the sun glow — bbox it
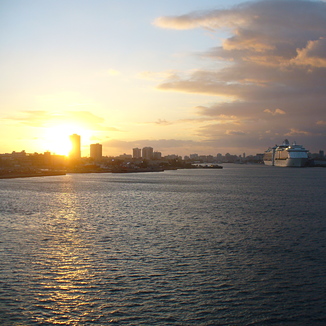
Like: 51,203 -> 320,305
43,123 -> 92,156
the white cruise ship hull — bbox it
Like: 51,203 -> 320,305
263,160 -> 274,166
273,158 -> 308,167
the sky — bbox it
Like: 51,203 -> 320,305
1,0 -> 325,157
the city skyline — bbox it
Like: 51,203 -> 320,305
2,134 -> 323,162
1,0 -> 325,157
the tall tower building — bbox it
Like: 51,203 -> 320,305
133,148 -> 141,159
69,134 -> 81,160
142,147 -> 153,160
90,143 -> 102,161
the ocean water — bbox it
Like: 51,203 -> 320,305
0,165 -> 325,325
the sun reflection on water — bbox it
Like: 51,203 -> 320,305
30,192 -> 103,325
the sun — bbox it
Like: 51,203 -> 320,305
43,123 -> 91,156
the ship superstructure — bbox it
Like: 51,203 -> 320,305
264,139 -> 309,167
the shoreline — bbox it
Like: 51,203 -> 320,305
2,162 -> 324,179
0,171 -> 66,179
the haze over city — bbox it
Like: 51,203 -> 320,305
1,0 -> 325,157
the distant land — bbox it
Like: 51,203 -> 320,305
1,146 -> 325,179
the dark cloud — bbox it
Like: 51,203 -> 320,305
156,0 -> 326,152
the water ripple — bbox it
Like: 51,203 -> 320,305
0,167 -> 326,325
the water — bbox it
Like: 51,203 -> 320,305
0,165 -> 325,325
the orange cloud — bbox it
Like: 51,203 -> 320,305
291,38 -> 326,68
264,108 -> 286,115
285,128 -> 312,136
226,130 -> 247,136
316,120 -> 326,125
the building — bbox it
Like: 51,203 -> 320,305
199,155 -> 207,162
207,155 -> 214,163
133,148 -> 142,159
153,151 -> 162,160
118,153 -> 132,159
69,134 -> 81,160
164,154 -> 180,160
319,150 -> 325,159
90,143 -> 102,161
190,154 -> 199,160
142,147 -> 153,160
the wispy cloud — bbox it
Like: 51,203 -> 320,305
6,110 -> 119,132
285,128 -> 312,136
154,8 -> 245,31
226,130 -> 247,136
154,119 -> 172,126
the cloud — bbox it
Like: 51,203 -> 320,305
285,128 -> 312,136
154,119 -> 172,126
154,7 -> 249,31
291,37 -> 326,67
155,0 -> 326,152
264,108 -> 286,116
6,111 -> 52,127
6,110 -> 119,132
226,130 -> 247,136
316,120 -> 326,125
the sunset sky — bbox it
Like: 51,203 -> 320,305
1,0 -> 325,157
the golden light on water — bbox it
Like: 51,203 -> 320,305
32,193 -> 96,325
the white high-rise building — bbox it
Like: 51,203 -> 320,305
90,143 -> 102,161
133,148 -> 142,159
142,147 -> 153,160
153,151 -> 162,160
69,134 -> 81,160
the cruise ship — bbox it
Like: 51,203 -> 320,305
264,139 -> 309,167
